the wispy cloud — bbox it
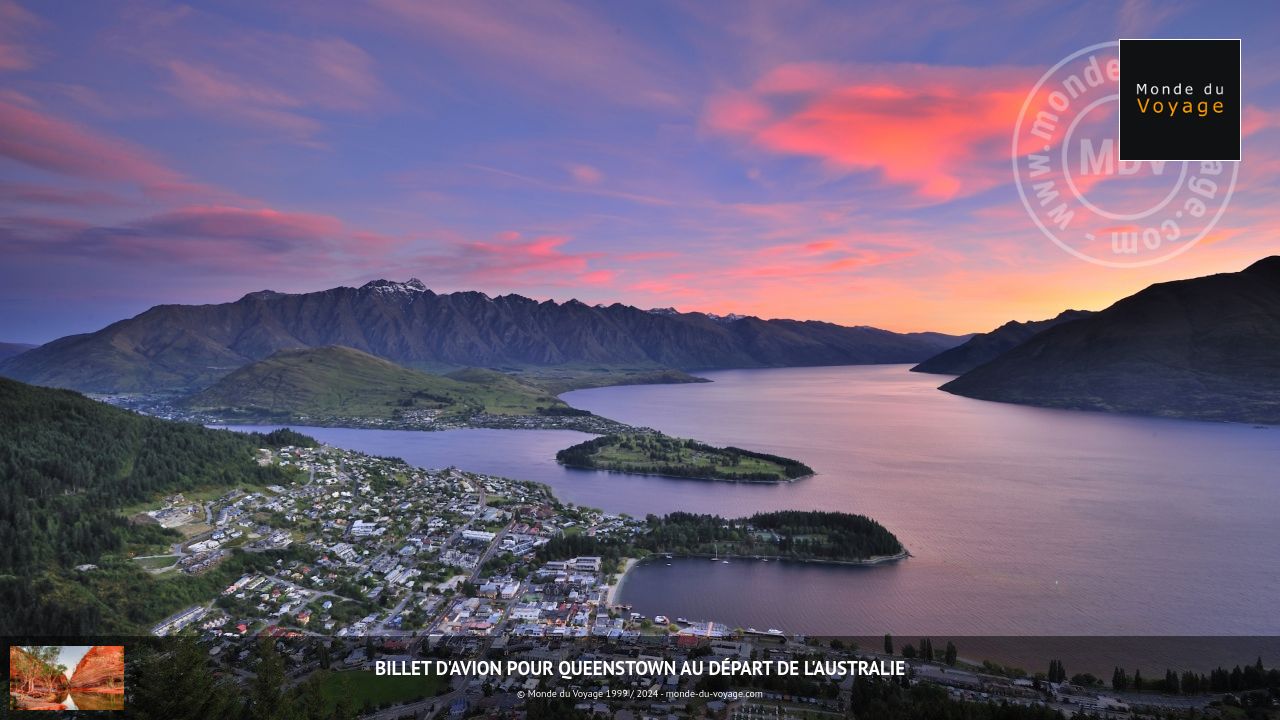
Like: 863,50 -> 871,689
0,98 -> 208,198
0,0 -> 41,71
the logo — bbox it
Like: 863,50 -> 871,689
1013,42 -> 1238,267
1119,39 -> 1241,161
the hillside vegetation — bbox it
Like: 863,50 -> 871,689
0,377 -> 312,634
539,510 -> 905,563
184,346 -> 571,421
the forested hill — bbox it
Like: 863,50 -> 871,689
539,510 -> 905,564
647,511 -> 905,561
0,377 -> 311,633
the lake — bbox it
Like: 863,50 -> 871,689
229,364 -> 1280,637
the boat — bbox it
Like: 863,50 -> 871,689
767,628 -> 783,635
721,559 -> 730,564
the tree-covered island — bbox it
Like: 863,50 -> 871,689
555,432 -> 815,482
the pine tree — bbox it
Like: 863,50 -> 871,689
129,638 -> 241,720
1111,667 -> 1128,691
944,641 -> 957,667
919,638 -> 933,661
248,641 -> 290,720
883,634 -> 894,655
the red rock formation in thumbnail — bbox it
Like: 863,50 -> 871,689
69,645 -> 125,693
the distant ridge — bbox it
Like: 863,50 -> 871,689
911,310 -> 1093,375
941,257 -> 1280,424
0,342 -> 35,361
0,280 -> 968,393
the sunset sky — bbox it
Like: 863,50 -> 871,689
2,0 -> 1279,344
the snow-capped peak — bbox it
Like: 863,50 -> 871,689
361,278 -> 429,294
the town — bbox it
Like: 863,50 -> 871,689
129,444 -> 1275,719
141,443 -> 647,644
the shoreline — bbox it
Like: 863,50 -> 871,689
558,462 -> 813,485
604,557 -> 640,606
604,550 -> 909,620
202,413 -> 640,435
634,549 -> 910,569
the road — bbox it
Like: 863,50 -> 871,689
468,521 -> 513,583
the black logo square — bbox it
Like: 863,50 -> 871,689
1119,39 -> 1240,161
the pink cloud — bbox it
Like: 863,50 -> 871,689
3,204 -> 399,274
0,182 -> 126,208
1243,104 -> 1276,138
409,232 -> 608,288
0,99 -> 207,197
706,62 -> 1037,201
728,236 -> 917,279
578,269 -> 619,285
567,164 -> 604,185
0,0 -> 40,71
137,206 -> 345,242
704,92 -> 770,133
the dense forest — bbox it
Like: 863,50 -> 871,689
641,511 -> 904,560
556,433 -> 814,482
0,377 -> 313,634
538,510 -> 904,563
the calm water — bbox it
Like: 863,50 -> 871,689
229,364 -> 1280,636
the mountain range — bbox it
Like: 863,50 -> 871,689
0,279 -> 968,393
910,310 -> 1093,375
940,257 -> 1280,424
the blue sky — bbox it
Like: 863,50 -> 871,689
2,0 -> 1278,344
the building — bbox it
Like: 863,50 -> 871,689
351,520 -> 380,537
461,529 -> 496,543
152,605 -> 208,636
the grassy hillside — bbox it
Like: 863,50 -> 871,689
0,377 -> 312,634
556,432 -> 814,482
185,346 -> 571,421
507,365 -> 710,394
